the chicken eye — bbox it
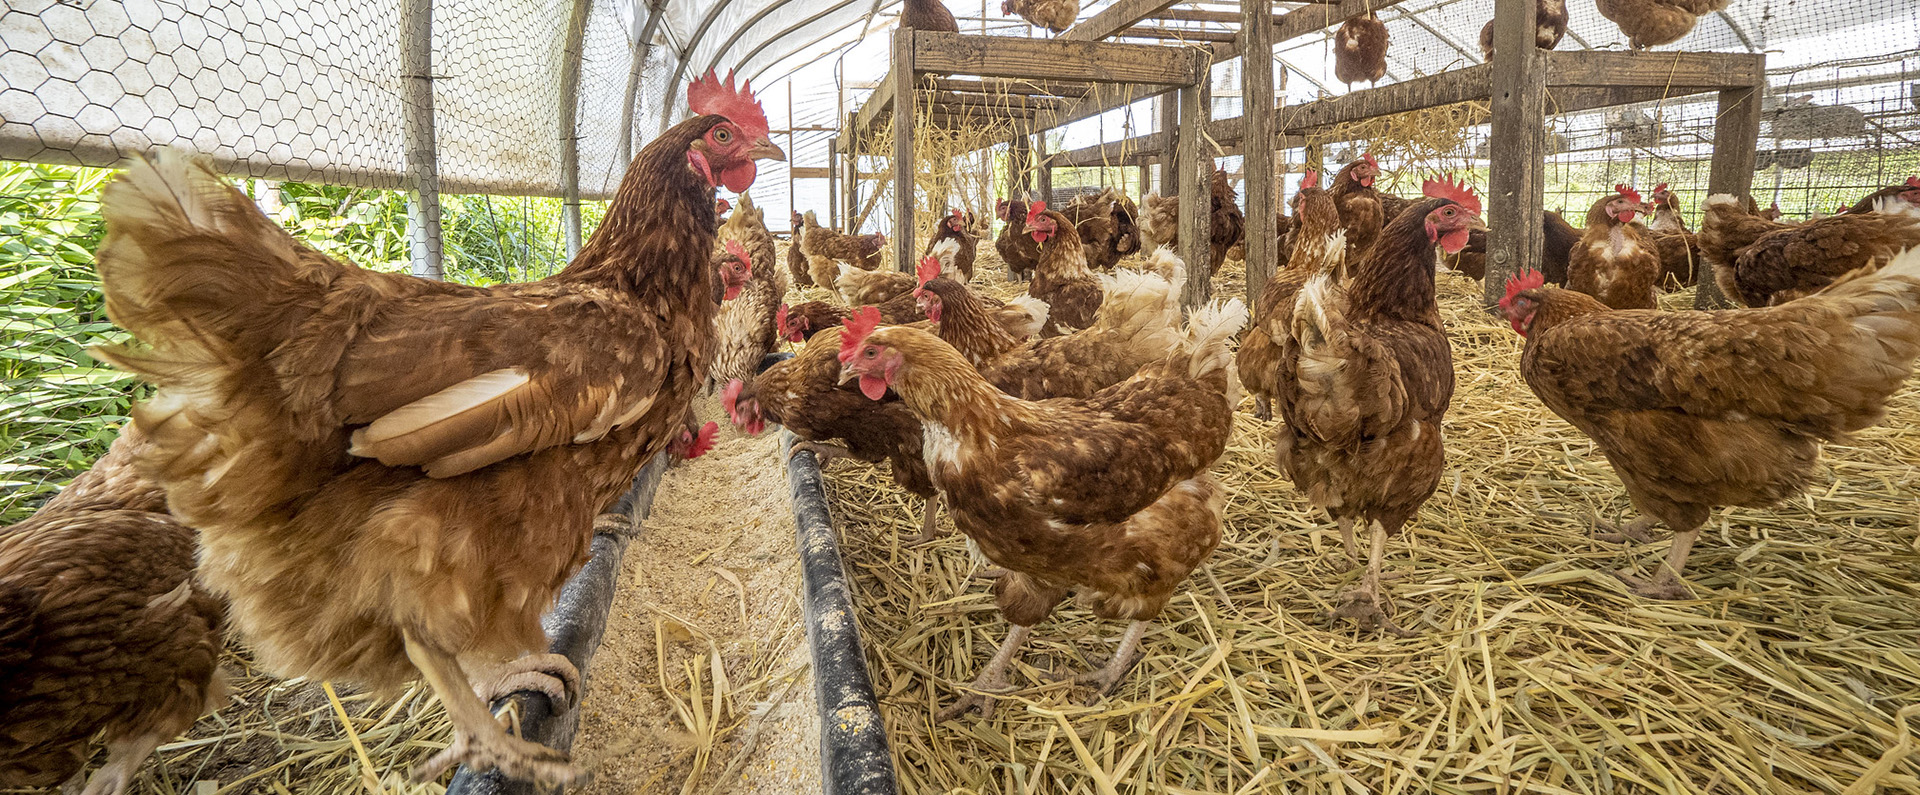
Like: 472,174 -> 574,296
714,127 -> 733,144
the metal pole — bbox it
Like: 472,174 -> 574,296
401,0 -> 443,280
617,0 -> 669,170
559,0 -> 592,258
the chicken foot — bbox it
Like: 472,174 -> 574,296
787,440 -> 852,464
902,494 -> 946,546
1055,620 -> 1150,705
1595,515 -> 1657,544
472,652 -> 581,713
935,624 -> 1032,722
1615,526 -> 1701,601
63,731 -> 168,795
1330,520 -> 1416,637
405,634 -> 588,786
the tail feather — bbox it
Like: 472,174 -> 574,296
1089,265 -> 1184,360
996,295 -> 1051,340
930,237 -> 962,275
1178,298 -> 1249,385
1289,273 -> 1408,445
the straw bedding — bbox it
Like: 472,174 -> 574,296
807,248 -> 1920,794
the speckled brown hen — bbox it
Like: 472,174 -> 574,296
0,428 -> 226,795
924,208 -> 979,281
788,211 -> 817,287
1003,0 -> 1077,33
1594,0 -> 1729,50
1704,193 -> 1920,307
1841,177 -> 1920,215
901,0 -> 959,30
91,72 -> 784,785
1568,185 -> 1661,310
1275,177 -> 1479,635
916,249 -> 1182,399
803,222 -> 886,290
996,197 -> 1043,282
1500,249 -> 1920,599
711,232 -> 786,391
1330,155 -> 1386,265
1334,12 -> 1388,86
1477,0 -> 1567,60
1239,171 -> 1344,421
838,299 -> 1246,719
1025,202 -> 1105,334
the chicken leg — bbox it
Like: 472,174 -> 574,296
1616,525 -> 1701,601
935,624 -> 1032,722
903,495 -> 945,546
405,634 -> 587,786
1595,515 -> 1657,544
1058,620 -> 1150,705
64,732 -> 167,795
787,440 -> 852,464
1330,519 -> 1416,637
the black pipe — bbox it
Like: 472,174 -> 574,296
446,452 -> 669,795
785,433 -> 899,795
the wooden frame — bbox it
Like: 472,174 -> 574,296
849,30 -> 1214,304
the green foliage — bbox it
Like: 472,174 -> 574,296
0,160 -> 603,523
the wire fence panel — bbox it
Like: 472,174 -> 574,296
0,0 -> 647,198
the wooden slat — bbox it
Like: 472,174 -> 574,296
1018,82 -> 1171,136
1061,0 -> 1184,41
912,32 -> 1209,86
1052,132 -> 1166,167
923,77 -> 1091,97
930,93 -> 1064,112
1158,93 -> 1179,194
1544,50 -> 1765,90
1698,78 -> 1765,308
790,167 -> 833,179
1483,0 -> 1546,308
1265,65 -> 1492,136
853,71 -> 896,138
1116,26 -> 1238,43
1151,9 -> 1279,24
1242,0 -> 1277,302
1176,84 -> 1210,308
891,28 -> 915,274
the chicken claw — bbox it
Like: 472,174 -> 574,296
474,652 -> 581,712
935,625 -> 1031,722
1329,520 -> 1417,637
1614,569 -> 1694,601
1054,620 -> 1149,705
410,725 -> 588,787
405,636 -> 588,786
1595,515 -> 1656,544
902,495 -> 946,547
787,440 -> 852,464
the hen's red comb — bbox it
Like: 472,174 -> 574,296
1652,182 -> 1669,195
1029,201 -> 1047,216
915,255 -> 942,291
1361,152 -> 1378,170
715,197 -> 731,213
688,69 -> 770,138
1614,183 -> 1643,205
1301,170 -> 1319,189
1907,176 -> 1920,188
1501,269 -> 1547,307
951,208 -> 964,219
685,421 -> 719,459
724,239 -> 750,264
838,306 -> 882,365
1422,174 -> 1481,215
775,302 -> 790,326
722,379 -> 744,415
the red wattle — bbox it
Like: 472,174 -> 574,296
723,284 -> 743,301
722,162 -> 758,192
1440,228 -> 1470,254
859,374 -> 889,401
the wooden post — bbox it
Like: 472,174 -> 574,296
400,0 -> 443,280
1009,134 -> 1032,200
558,0 -> 591,258
1241,0 -> 1276,303
1483,0 -> 1546,309
1036,136 -> 1054,205
1176,82 -> 1210,308
1698,79 -> 1763,309
1157,93 -> 1178,196
827,135 -> 840,231
891,29 -> 915,273
842,139 -> 858,233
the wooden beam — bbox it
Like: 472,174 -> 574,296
1018,82 -> 1169,136
912,32 -> 1209,86
853,72 -> 896,139
1484,0 -> 1546,309
930,93 -> 1064,113
1061,0 -> 1183,42
1052,133 -> 1166,167
1544,50 -> 1764,90
1214,0 -> 1409,61
891,28 -> 915,274
1152,8 -> 1282,24
1158,93 -> 1178,196
1176,83 -> 1210,308
1036,135 -> 1054,202
1264,65 -> 1493,137
1698,77 -> 1764,309
1116,26 -> 1239,43
791,166 -> 834,179
923,77 -> 1091,97
1242,0 -> 1277,302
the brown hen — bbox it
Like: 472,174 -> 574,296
1568,185 -> 1661,309
92,73 -> 784,784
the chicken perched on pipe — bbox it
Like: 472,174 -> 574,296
90,69 -> 784,785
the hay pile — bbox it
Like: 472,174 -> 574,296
812,247 -> 1920,793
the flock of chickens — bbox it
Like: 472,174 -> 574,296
4,29 -> 1920,795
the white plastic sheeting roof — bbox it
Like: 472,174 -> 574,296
3,0 -> 1915,204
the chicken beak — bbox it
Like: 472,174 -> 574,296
1469,215 -> 1489,233
837,366 -> 859,386
748,137 -> 787,162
